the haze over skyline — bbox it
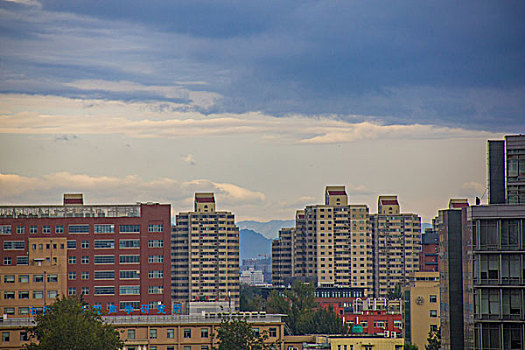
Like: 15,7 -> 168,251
1,1 -> 523,222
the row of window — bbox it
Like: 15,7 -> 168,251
0,224 -> 164,235
66,255 -> 164,264
68,270 -> 164,280
64,239 -> 164,249
3,290 -> 58,300
66,285 -> 163,296
3,274 -> 58,283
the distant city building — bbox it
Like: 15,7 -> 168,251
240,267 -> 264,286
371,196 -> 421,298
0,194 -> 172,316
272,186 -> 374,295
171,193 -> 240,310
241,258 -> 272,284
419,229 -> 439,272
403,271 -> 440,349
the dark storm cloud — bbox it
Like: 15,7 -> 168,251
1,0 -> 524,130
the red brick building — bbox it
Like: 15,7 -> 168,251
419,229 -> 439,272
0,194 -> 172,316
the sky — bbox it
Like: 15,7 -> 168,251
0,0 -> 524,223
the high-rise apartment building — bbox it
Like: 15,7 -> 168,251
171,193 -> 240,309
272,186 -> 374,294
0,194 -> 172,316
371,196 -> 421,298
419,229 -> 439,272
463,204 -> 525,349
488,134 -> 525,204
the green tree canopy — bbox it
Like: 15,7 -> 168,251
425,327 -> 441,350
214,317 -> 275,350
266,281 -> 348,335
25,296 -> 123,350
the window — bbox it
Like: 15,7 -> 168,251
148,286 -> 163,294
68,225 -> 89,233
148,255 -> 163,263
149,270 -> 163,278
20,331 -> 28,341
119,255 -> 140,264
430,324 -> 438,332
148,240 -> 164,248
201,328 -> 209,338
94,286 -> 115,295
80,240 -> 89,248
42,225 -> 51,233
429,295 -> 437,303
30,225 -> 37,234
119,239 -> 140,248
4,291 -> 15,299
33,274 -> 44,283
4,275 -> 15,283
269,328 -> 277,337
252,328 -> 259,336
17,256 -> 29,265
167,329 -> 174,339
94,271 -> 115,280
430,310 -> 438,317
68,256 -> 77,264
128,329 -> 135,339
18,275 -> 29,283
56,225 -> 64,233
33,291 -> 43,299
0,225 -> 12,235
68,272 -> 76,280
4,241 -> 25,250
81,271 -> 90,280
2,332 -> 10,342
148,224 -> 163,232
120,270 -> 140,279
3,257 -> 11,265
120,286 -> 140,295
201,347 -> 209,350
68,287 -> 77,295
67,240 -> 77,249
47,274 -> 58,282
94,224 -> 115,233
81,256 -> 89,264
47,290 -> 58,299
119,225 -> 140,233
4,308 -> 15,315
184,329 -> 191,338
81,287 -> 90,295
150,329 -> 157,339
94,255 -> 115,264
94,240 -> 114,249
16,226 -> 25,234
19,291 -> 30,299
184,347 -> 191,350
119,301 -> 140,310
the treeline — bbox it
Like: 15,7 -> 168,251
240,282 -> 348,335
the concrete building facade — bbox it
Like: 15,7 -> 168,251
0,194 -> 172,316
171,193 -> 240,310
371,196 -> 421,298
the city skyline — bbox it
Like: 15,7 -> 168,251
1,1 -> 524,223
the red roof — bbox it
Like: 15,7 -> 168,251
451,202 -> 469,208
196,197 -> 215,203
328,191 -> 347,195
381,200 -> 399,205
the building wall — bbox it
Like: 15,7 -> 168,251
0,314 -> 285,350
0,196 -> 172,316
403,271 -> 440,349
464,204 -> 525,350
172,193 -> 240,309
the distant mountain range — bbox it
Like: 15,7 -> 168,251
238,219 -> 295,239
239,229 -> 272,261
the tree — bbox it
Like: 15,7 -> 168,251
214,317 -> 275,350
240,286 -> 265,311
425,327 -> 441,350
404,342 -> 419,350
25,296 -> 124,350
386,283 -> 402,300
266,281 -> 347,335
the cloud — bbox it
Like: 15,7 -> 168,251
0,94 -> 502,143
0,172 -> 266,211
181,154 -> 196,166
1,0 -> 41,7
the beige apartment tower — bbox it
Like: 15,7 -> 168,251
171,193 -> 240,310
272,186 -> 374,295
371,196 -> 421,298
